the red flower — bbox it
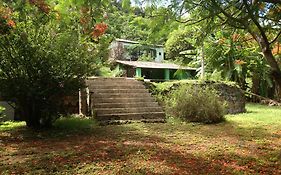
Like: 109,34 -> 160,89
7,20 -> 15,28
91,22 -> 108,38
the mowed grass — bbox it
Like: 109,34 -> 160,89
0,104 -> 280,175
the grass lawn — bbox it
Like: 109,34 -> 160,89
0,103 -> 281,175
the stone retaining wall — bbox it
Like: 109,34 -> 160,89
144,81 -> 246,114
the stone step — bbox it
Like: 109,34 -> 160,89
87,78 -> 142,84
93,102 -> 160,108
87,81 -> 143,88
95,112 -> 165,121
89,85 -> 145,90
92,92 -> 151,98
86,77 -> 165,123
92,97 -> 155,103
87,77 -> 137,82
95,107 -> 163,115
99,119 -> 166,125
91,89 -> 148,94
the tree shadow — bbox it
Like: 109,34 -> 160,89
0,122 -> 280,174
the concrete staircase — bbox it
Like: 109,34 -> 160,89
86,77 -> 165,124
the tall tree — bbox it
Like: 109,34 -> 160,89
169,0 -> 281,98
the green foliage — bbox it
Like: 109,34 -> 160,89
107,2 -> 178,44
173,69 -> 193,80
0,25 -> 92,127
134,76 -> 145,81
0,106 -> 5,120
121,0 -> 132,11
166,85 -> 226,124
204,70 -> 224,81
203,29 -> 274,97
165,27 -> 195,60
0,121 -> 25,131
167,0 -> 281,99
0,1 -> 108,128
204,30 -> 248,87
53,116 -> 98,131
138,55 -> 154,61
97,66 -> 124,77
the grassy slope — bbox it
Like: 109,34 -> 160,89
0,104 -> 280,175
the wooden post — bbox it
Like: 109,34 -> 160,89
78,89 -> 82,115
86,87 -> 90,115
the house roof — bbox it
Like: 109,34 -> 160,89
115,39 -> 163,48
116,60 -> 197,70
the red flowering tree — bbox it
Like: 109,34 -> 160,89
0,0 -> 109,128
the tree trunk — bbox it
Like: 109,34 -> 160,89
19,98 -> 53,129
261,45 -> 281,100
254,35 -> 281,100
251,73 -> 260,102
22,99 -> 40,128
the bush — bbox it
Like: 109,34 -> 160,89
166,85 -> 226,124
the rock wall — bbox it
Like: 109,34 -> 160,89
208,82 -> 246,114
144,80 -> 246,114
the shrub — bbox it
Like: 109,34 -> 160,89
166,85 -> 226,124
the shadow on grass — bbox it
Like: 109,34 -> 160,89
0,117 -> 280,175
0,123 -> 228,174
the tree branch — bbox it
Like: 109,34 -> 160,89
270,30 -> 281,45
217,14 -> 247,29
211,0 -> 247,27
243,0 -> 270,44
175,15 -> 211,24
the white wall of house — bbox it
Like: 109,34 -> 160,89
110,39 -> 165,62
0,101 -> 15,121
155,47 -> 164,62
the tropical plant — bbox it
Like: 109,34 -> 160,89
167,0 -> 281,99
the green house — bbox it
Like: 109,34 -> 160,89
116,60 -> 196,81
109,39 -> 197,81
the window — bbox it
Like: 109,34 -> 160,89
159,52 -> 162,55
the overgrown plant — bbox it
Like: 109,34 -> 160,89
166,85 -> 226,124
